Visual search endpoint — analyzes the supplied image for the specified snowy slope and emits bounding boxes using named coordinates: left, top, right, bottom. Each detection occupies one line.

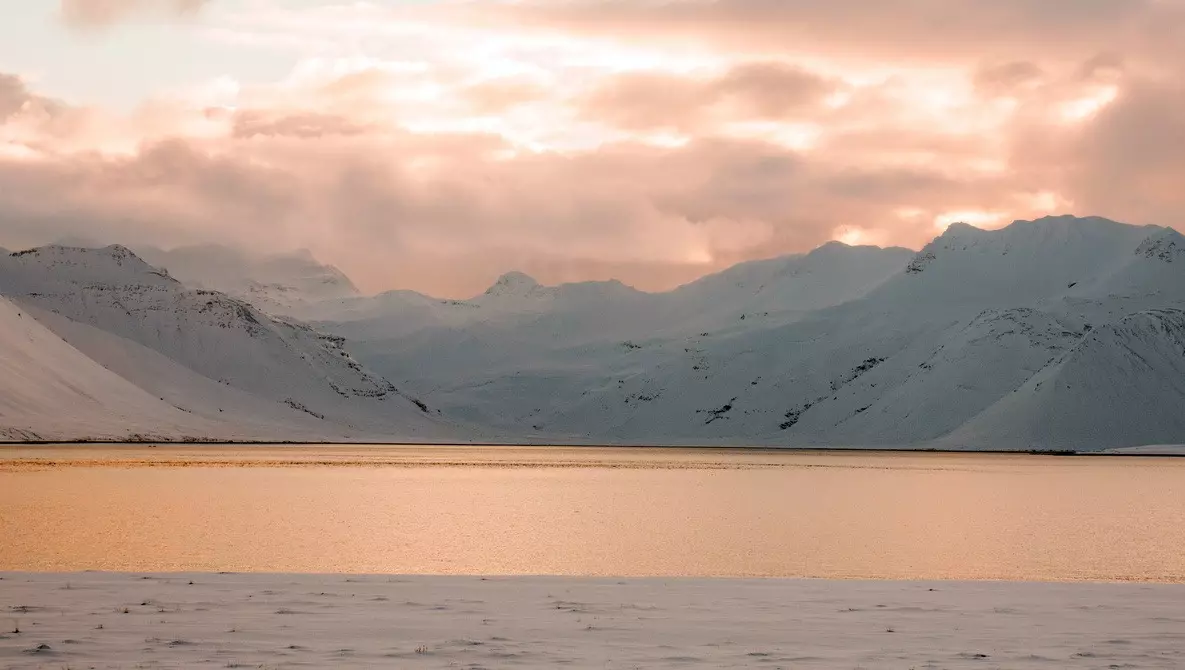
left=661, top=242, right=915, bottom=325
left=1079, top=227, right=1185, bottom=301
left=0, top=245, right=452, bottom=441
left=944, top=309, right=1185, bottom=450
left=786, top=308, right=1085, bottom=445
left=0, top=295, right=226, bottom=441
left=20, top=305, right=358, bottom=440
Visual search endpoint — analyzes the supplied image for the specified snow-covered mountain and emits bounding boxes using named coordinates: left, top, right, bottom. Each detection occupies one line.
left=135, top=244, right=360, bottom=313
left=296, top=242, right=912, bottom=429
left=0, top=245, right=455, bottom=441
left=3, top=215, right=1184, bottom=449
left=311, top=216, right=1185, bottom=451
left=306, top=242, right=913, bottom=346
left=874, top=216, right=1176, bottom=307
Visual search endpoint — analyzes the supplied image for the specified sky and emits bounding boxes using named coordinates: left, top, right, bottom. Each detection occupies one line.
left=1, top=0, right=1184, bottom=296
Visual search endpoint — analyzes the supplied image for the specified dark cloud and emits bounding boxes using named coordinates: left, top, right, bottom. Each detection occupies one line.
left=581, top=62, right=834, bottom=131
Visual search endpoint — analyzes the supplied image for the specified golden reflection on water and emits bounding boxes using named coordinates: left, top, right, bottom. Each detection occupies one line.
left=1, top=446, right=1184, bottom=581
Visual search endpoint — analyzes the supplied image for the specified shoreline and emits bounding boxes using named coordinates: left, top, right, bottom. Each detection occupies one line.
left=2, top=440, right=1184, bottom=457
left=3, top=572, right=1183, bottom=669
left=6, top=570, right=1185, bottom=586
left=4, top=443, right=1183, bottom=472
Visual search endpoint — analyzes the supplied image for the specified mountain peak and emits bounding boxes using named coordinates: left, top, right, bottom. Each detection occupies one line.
left=936, top=215, right=1130, bottom=242
left=938, top=221, right=987, bottom=238
left=807, top=240, right=864, bottom=259
left=552, top=277, right=644, bottom=302
left=1021, top=214, right=1117, bottom=226
left=809, top=240, right=914, bottom=258
left=484, top=271, right=542, bottom=297
left=1002, top=214, right=1147, bottom=236
left=2, top=244, right=177, bottom=293
left=103, top=244, right=145, bottom=264
left=813, top=240, right=852, bottom=252
left=11, top=243, right=156, bottom=269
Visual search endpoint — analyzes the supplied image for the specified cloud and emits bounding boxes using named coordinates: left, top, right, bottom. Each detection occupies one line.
left=972, top=61, right=1047, bottom=95
left=60, top=0, right=212, bottom=28
left=487, top=0, right=1184, bottom=65
left=462, top=78, right=552, bottom=115
left=5, top=0, right=1185, bottom=296
left=0, top=74, right=65, bottom=122
left=580, top=62, right=835, bottom=132
left=231, top=111, right=373, bottom=140
left=0, top=75, right=31, bottom=120
left=0, top=78, right=1040, bottom=295
left=1034, top=74, right=1185, bottom=225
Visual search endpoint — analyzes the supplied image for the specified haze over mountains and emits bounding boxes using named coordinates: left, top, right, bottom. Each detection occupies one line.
left=134, top=245, right=362, bottom=313
left=2, top=215, right=1184, bottom=450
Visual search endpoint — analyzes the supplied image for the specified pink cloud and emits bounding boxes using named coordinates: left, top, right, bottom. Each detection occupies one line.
left=483, top=0, right=1184, bottom=66
left=580, top=62, right=835, bottom=132
left=4, top=1, right=1185, bottom=296
left=60, top=0, right=211, bottom=27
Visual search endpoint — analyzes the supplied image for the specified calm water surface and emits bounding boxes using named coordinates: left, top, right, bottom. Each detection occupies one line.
left=2, top=446, right=1184, bottom=581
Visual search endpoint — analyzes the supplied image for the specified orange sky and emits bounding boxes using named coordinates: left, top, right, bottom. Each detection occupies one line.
left=1, top=0, right=1184, bottom=296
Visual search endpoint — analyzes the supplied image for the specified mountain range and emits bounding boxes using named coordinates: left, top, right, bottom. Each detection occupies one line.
left=2, top=215, right=1183, bottom=450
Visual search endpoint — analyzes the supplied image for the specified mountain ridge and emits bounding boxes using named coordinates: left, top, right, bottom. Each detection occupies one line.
left=0, top=244, right=461, bottom=442
left=3, top=215, right=1184, bottom=449
left=317, top=215, right=1185, bottom=450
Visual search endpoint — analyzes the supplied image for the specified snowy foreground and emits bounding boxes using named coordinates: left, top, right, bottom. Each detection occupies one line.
left=1, top=573, right=1183, bottom=669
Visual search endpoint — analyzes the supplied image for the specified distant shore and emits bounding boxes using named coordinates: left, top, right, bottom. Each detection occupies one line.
left=2, top=440, right=1185, bottom=457
left=2, top=572, right=1183, bottom=669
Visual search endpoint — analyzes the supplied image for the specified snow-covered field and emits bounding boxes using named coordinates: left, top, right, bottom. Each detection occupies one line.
left=1, top=573, right=1182, bottom=669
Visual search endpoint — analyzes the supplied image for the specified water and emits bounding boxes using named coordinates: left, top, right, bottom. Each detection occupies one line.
left=2, top=446, right=1184, bottom=581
